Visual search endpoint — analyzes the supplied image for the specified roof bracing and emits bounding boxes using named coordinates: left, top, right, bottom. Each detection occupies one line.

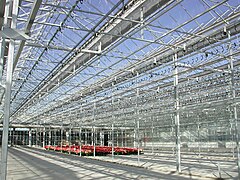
left=11, top=0, right=174, bottom=116
left=0, top=0, right=238, bottom=128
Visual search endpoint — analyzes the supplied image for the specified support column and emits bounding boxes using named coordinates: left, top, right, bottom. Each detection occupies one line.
left=29, top=129, right=32, bottom=147
left=92, top=126, right=96, bottom=157
left=66, top=130, right=69, bottom=145
left=91, top=127, right=94, bottom=146
left=1, top=1, right=18, bottom=179
left=36, top=128, right=38, bottom=147
left=136, top=87, right=140, bottom=163
left=125, top=120, right=127, bottom=147
left=198, top=123, right=201, bottom=157
left=228, top=31, right=240, bottom=178
left=230, top=121, right=235, bottom=158
left=151, top=116, right=154, bottom=154
left=48, top=129, right=51, bottom=146
left=85, top=129, right=87, bottom=145
left=112, top=124, right=114, bottom=159
left=116, top=129, right=119, bottom=147
left=43, top=127, right=46, bottom=148
left=53, top=129, right=56, bottom=148
left=137, top=120, right=140, bottom=163
left=121, top=129, right=124, bottom=147
left=100, top=131, right=103, bottom=146
left=93, top=95, right=96, bottom=157
left=174, top=52, right=181, bottom=172
left=111, top=82, right=115, bottom=159
left=0, top=37, right=5, bottom=81
left=79, top=127, right=82, bottom=156
left=12, top=127, right=15, bottom=146
left=60, top=127, right=63, bottom=152
left=69, top=128, right=71, bottom=154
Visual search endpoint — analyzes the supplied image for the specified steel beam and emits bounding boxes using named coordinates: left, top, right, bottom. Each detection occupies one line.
left=13, top=0, right=42, bottom=71
left=11, top=0, right=172, bottom=116
left=27, top=15, right=240, bottom=122
left=0, top=0, right=6, bottom=30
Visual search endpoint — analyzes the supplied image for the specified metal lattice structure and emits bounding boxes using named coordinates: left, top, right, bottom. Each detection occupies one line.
left=0, top=0, right=240, bottom=179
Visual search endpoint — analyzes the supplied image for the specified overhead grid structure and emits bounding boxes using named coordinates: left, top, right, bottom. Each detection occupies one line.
left=0, top=0, right=240, bottom=179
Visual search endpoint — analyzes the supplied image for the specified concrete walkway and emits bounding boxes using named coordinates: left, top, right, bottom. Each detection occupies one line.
left=0, top=147, right=209, bottom=180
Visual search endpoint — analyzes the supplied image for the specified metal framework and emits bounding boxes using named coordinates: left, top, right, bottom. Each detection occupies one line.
left=0, top=0, right=240, bottom=179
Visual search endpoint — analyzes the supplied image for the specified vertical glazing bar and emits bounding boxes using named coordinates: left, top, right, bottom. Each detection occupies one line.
left=1, top=0, right=18, bottom=179
left=174, top=52, right=181, bottom=173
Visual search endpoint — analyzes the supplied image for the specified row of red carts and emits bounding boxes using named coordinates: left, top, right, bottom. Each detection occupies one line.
left=44, top=145, right=143, bottom=156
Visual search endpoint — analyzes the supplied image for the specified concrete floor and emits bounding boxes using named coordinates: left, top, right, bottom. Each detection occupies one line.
left=0, top=146, right=238, bottom=179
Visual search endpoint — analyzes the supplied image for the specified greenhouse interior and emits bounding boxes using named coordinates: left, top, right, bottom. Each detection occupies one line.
left=0, top=0, right=240, bottom=179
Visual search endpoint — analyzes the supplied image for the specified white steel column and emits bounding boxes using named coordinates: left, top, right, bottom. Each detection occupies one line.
left=93, top=95, right=96, bottom=157
left=85, top=129, right=87, bottom=144
left=60, top=127, right=63, bottom=153
left=79, top=127, right=82, bottom=157
left=53, top=129, right=56, bottom=148
left=121, top=129, right=124, bottom=147
left=228, top=31, right=240, bottom=178
left=151, top=116, right=154, bottom=154
left=136, top=85, right=140, bottom=164
left=28, top=128, right=32, bottom=147
left=48, top=129, right=51, bottom=146
left=112, top=123, right=114, bottom=160
left=197, top=123, right=201, bottom=157
left=36, top=128, right=38, bottom=146
left=111, top=82, right=115, bottom=159
left=69, top=128, right=71, bottom=154
left=1, top=0, right=18, bottom=179
left=43, top=127, right=46, bottom=148
left=0, top=37, right=5, bottom=80
left=174, top=52, right=181, bottom=173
